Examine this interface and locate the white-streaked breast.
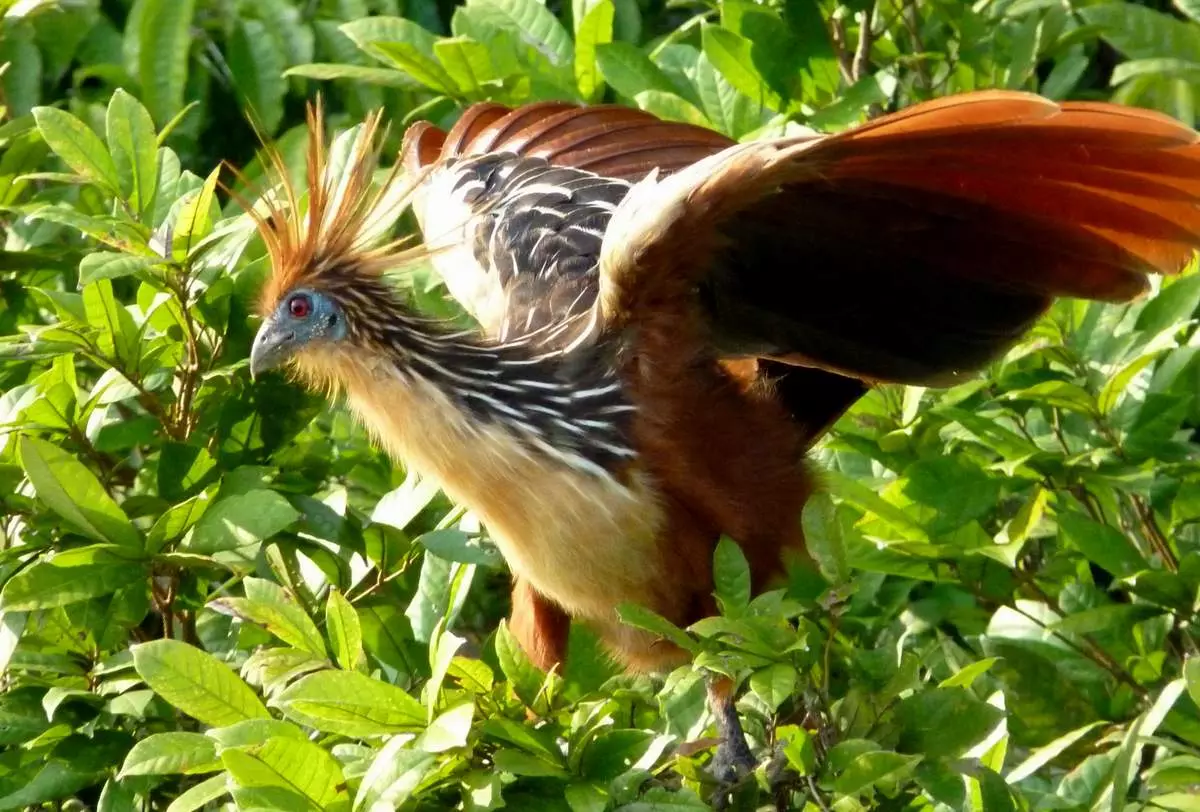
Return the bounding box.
[305,349,668,624]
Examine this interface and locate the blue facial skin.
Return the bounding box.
[249,288,347,378]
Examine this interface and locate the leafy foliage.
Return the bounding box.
[3,0,1200,809]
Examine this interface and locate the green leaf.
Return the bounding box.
[78,252,156,285]
[117,732,219,777]
[701,24,785,112]
[712,536,751,617]
[633,90,711,127]
[147,491,213,554]
[434,37,498,97]
[353,736,437,811]
[227,18,288,135]
[595,41,677,99]
[834,750,923,796]
[282,63,420,88]
[164,774,228,812]
[495,620,548,707]
[183,489,300,555]
[372,41,459,94]
[466,0,573,69]
[221,736,349,812]
[617,603,698,654]
[32,106,120,193]
[801,490,848,584]
[417,700,475,753]
[173,165,221,255]
[749,663,798,712]
[18,436,141,549]
[575,0,614,101]
[1005,721,1103,783]
[0,545,145,611]
[895,687,1004,759]
[416,530,503,568]
[326,587,363,670]
[135,0,195,126]
[132,639,271,727]
[271,670,426,737]
[1057,512,1145,578]
[105,88,158,217]
[580,729,656,782]
[211,577,327,657]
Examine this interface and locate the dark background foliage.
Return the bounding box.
[3,0,1200,809]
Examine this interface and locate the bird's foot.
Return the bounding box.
[706,675,759,810]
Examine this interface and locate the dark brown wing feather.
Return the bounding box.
[401,102,735,181]
[602,90,1200,385]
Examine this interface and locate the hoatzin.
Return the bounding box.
[244,91,1200,785]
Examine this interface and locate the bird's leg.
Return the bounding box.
[509,577,571,673]
[706,674,757,786]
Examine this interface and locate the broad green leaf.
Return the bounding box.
[283,63,420,88]
[618,603,698,654]
[183,489,300,555]
[749,663,797,712]
[32,106,120,193]
[227,18,288,135]
[271,670,426,737]
[207,718,308,750]
[575,0,614,101]
[326,587,363,670]
[0,545,145,611]
[147,491,214,554]
[801,490,849,584]
[701,24,786,112]
[416,529,503,568]
[580,729,656,782]
[712,536,751,616]
[212,578,326,657]
[1057,512,1145,578]
[372,41,459,94]
[78,252,156,285]
[633,90,711,127]
[466,0,573,68]
[595,41,677,99]
[221,736,349,812]
[17,436,140,548]
[173,165,221,254]
[105,88,158,217]
[132,639,271,727]
[495,620,548,707]
[117,732,219,777]
[135,0,195,126]
[834,751,923,796]
[353,736,436,811]
[896,688,1004,759]
[165,774,228,812]
[434,37,497,97]
[1005,721,1103,783]
[417,700,475,753]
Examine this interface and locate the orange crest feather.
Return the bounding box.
[226,100,429,317]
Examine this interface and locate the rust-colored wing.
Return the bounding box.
[398,103,734,342]
[598,90,1200,385]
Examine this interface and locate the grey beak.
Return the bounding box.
[249,318,297,380]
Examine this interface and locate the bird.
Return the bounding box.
[239,91,1200,792]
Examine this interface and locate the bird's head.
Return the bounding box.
[249,286,348,378]
[230,101,424,380]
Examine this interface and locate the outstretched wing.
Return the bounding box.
[598,90,1200,385]
[400,103,732,342]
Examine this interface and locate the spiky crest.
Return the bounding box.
[225,100,428,318]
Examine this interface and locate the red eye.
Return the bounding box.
[288,294,312,319]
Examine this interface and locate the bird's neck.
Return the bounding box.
[303,289,637,477]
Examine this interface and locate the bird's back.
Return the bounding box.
[411,152,631,345]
